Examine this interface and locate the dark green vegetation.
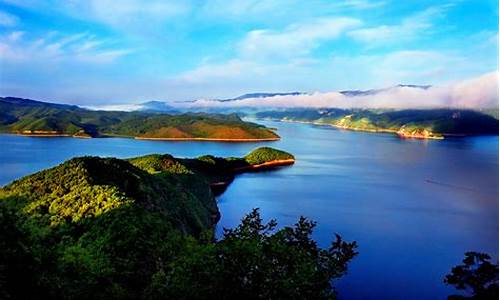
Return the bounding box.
[243,146,295,165]
[0,97,279,140]
[256,108,499,138]
[444,252,499,300]
[0,148,356,299]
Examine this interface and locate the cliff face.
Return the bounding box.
[396,126,443,139]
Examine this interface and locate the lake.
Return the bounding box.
[0,120,498,300]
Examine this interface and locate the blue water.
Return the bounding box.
[0,120,498,300]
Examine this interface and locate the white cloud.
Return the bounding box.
[82,103,143,111]
[348,5,449,45]
[240,17,362,58]
[331,0,387,10]
[202,0,371,17]
[0,31,132,64]
[171,43,494,101]
[178,59,256,83]
[182,72,498,109]
[0,10,19,27]
[326,46,495,89]
[0,0,191,34]
[7,30,24,41]
[201,0,287,17]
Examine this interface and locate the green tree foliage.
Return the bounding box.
[158,209,357,300]
[128,154,192,174]
[444,252,499,300]
[0,151,355,299]
[256,108,499,136]
[244,147,295,165]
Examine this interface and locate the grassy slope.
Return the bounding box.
[0,97,279,140]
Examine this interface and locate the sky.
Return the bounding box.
[0,0,498,106]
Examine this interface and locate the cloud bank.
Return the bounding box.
[182,72,498,109]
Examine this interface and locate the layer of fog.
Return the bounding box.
[182,72,498,109]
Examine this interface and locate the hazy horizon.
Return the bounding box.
[2,71,498,112]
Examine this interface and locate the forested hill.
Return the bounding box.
[256,108,499,139]
[0,148,357,299]
[0,97,279,141]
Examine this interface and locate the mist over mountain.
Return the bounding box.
[220,92,305,101]
[139,101,179,113]
[182,72,498,110]
[339,84,431,97]
[81,72,498,113]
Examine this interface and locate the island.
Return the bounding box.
[0,147,357,300]
[256,108,499,139]
[0,97,280,141]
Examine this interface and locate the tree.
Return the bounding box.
[444,252,499,300]
[160,208,358,299]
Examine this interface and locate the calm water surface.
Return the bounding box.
[0,120,498,300]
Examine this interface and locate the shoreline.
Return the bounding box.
[7,132,280,142]
[259,118,450,140]
[16,133,94,139]
[17,133,72,137]
[134,136,280,142]
[233,159,295,172]
[397,133,444,140]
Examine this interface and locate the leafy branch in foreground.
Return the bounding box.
[444,251,499,300]
[155,208,358,300]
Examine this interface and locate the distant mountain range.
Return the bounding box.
[132,86,436,112]
[130,93,306,114]
[0,96,80,110]
[219,92,305,102]
[339,84,431,97]
[138,100,179,113]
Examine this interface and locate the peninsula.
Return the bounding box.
[0,97,280,141]
[1,147,342,300]
[256,108,499,140]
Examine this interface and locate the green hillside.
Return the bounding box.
[0,97,279,140]
[256,108,499,139]
[244,147,295,165]
[0,149,358,299]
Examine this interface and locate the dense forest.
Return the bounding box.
[0,97,279,140]
[256,108,499,138]
[0,148,359,299]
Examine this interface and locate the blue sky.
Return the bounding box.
[0,0,497,105]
